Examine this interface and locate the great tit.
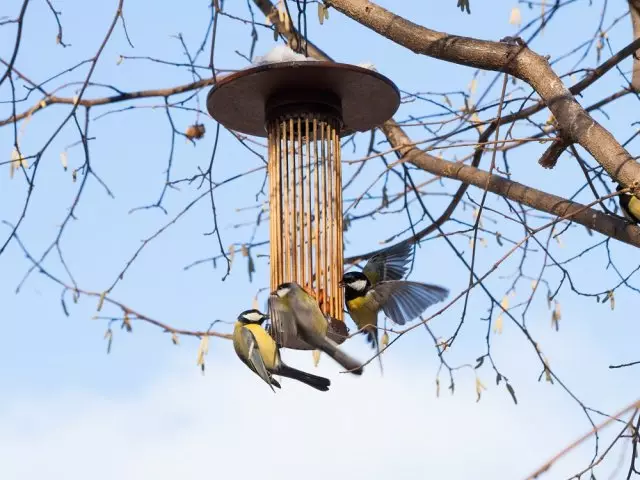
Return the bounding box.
[268,282,364,375]
[617,184,640,224]
[266,312,349,350]
[233,309,331,392]
[340,242,449,355]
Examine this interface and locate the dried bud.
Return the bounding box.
[185,123,206,141]
[493,314,503,334]
[509,7,522,26]
[475,376,487,402]
[196,336,209,374]
[312,350,321,367]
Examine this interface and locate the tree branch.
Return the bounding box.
[0,0,30,89]
[324,0,640,188]
[0,77,217,127]
[630,0,640,91]
[526,398,640,479]
[251,0,640,261]
[381,124,640,248]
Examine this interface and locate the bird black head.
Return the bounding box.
[340,271,370,293]
[237,309,268,324]
[271,282,298,298]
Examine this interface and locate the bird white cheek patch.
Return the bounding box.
[351,279,368,291]
[244,312,263,322]
[277,287,291,297]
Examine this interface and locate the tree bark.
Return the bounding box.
[252,0,640,249]
[381,123,640,247]
[324,0,640,188]
[630,0,640,91]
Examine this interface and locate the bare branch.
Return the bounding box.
[324,0,640,187]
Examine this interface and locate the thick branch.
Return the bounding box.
[381,124,640,249]
[252,0,477,260]
[254,0,333,59]
[630,0,640,91]
[252,0,640,258]
[324,0,640,188]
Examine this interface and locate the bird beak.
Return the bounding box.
[338,280,345,287]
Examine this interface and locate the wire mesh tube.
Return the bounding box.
[268,114,344,322]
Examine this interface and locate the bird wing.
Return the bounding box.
[267,295,299,348]
[270,313,344,350]
[289,291,326,340]
[284,290,327,344]
[266,321,315,350]
[288,292,364,374]
[363,242,415,285]
[239,327,276,392]
[371,281,449,325]
[617,184,640,223]
[627,195,640,222]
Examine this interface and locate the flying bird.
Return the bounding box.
[341,242,449,364]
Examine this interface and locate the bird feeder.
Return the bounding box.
[206,61,399,336]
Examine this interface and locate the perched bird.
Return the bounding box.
[341,242,449,357]
[233,309,331,392]
[269,282,364,375]
[617,184,640,224]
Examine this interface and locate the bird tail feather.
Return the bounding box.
[278,364,331,391]
[364,326,384,375]
[317,337,364,375]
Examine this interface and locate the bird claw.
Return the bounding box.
[500,36,528,47]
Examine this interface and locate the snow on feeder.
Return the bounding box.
[206,58,400,343]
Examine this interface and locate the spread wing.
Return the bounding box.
[371,281,449,325]
[239,327,277,391]
[363,242,415,285]
[267,295,299,348]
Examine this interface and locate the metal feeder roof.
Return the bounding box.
[206,61,400,137]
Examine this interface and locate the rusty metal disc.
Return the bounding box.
[206,61,400,138]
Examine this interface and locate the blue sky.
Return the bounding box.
[1,0,640,478]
